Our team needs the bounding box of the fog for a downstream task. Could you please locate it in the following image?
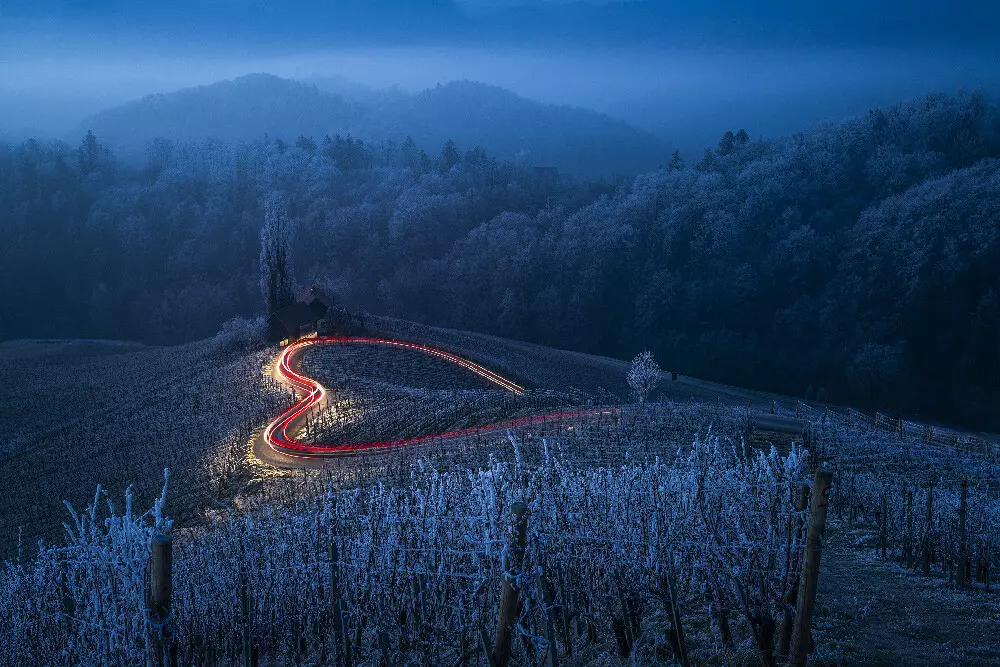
[3,0,999,154]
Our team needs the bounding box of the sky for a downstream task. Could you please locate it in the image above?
[1,1,998,150]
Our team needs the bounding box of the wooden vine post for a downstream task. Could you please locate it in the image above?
[777,484,811,661]
[149,533,175,667]
[880,493,888,560]
[957,479,968,588]
[905,490,914,568]
[329,537,349,667]
[921,484,934,576]
[789,467,833,667]
[493,502,529,667]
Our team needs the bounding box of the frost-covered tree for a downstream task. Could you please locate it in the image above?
[260,191,295,317]
[668,149,684,171]
[628,350,660,404]
[439,139,460,172]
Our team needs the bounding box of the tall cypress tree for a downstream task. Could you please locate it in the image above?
[259,191,295,318]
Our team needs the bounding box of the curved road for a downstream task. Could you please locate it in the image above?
[256,336,613,464]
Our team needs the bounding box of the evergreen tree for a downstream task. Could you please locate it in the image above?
[259,191,295,318]
[439,139,460,172]
[668,149,684,171]
[717,130,736,156]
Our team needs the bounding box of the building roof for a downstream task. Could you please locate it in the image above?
[269,302,319,335]
[299,285,336,317]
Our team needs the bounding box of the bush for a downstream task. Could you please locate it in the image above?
[213,316,266,351]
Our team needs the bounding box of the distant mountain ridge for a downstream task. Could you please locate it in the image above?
[77,74,669,176]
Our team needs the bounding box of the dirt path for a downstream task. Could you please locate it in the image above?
[813,525,1000,665]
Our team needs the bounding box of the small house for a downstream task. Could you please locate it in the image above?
[268,285,362,344]
[299,286,336,319]
[268,302,321,344]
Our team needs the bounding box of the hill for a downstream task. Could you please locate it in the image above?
[10,91,1000,429]
[77,74,668,176]
[2,320,1000,665]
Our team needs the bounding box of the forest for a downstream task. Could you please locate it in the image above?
[2,90,999,428]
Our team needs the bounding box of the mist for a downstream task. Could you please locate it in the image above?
[3,1,999,155]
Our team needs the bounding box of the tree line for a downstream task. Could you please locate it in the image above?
[2,91,999,428]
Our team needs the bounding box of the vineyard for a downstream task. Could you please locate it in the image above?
[0,334,293,556]
[293,340,585,448]
[1,327,1000,665]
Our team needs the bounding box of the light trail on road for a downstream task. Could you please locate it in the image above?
[263,336,614,458]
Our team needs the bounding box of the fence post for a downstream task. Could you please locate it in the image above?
[329,538,348,666]
[789,467,833,667]
[905,490,914,568]
[957,479,968,588]
[777,484,811,661]
[150,533,174,667]
[494,502,529,667]
[921,484,934,576]
[880,493,888,559]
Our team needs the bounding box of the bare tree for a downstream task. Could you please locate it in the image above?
[628,350,661,405]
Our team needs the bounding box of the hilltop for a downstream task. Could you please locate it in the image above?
[76,74,668,176]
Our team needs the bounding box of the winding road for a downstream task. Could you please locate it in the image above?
[258,336,612,461]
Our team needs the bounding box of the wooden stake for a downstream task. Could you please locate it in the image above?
[905,490,914,569]
[379,630,393,667]
[150,534,174,667]
[880,493,888,559]
[329,538,348,666]
[493,502,529,667]
[777,484,810,661]
[150,534,172,622]
[922,485,934,576]
[789,467,833,667]
[957,479,968,588]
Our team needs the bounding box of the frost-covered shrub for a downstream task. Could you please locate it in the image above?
[0,429,812,666]
[0,475,170,666]
[213,315,266,351]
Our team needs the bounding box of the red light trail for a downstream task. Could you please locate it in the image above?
[263,336,614,458]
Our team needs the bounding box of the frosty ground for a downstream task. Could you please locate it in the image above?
[0,318,998,665]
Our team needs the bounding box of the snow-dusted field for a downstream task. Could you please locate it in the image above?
[1,327,999,665]
[0,336,291,555]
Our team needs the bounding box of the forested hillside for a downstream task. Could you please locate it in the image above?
[77,74,667,176]
[2,91,998,427]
